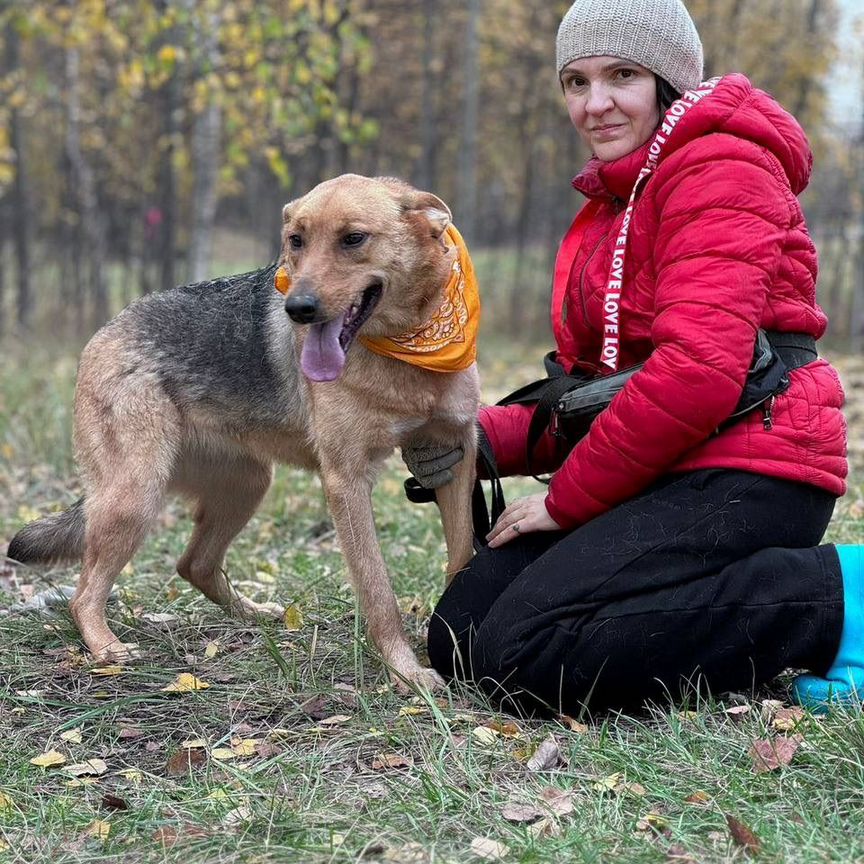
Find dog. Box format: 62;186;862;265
7;174;480;690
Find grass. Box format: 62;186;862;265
2;342;864;863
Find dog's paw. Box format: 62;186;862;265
92;641;141;664
391;665;445;694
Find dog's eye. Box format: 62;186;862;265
288;234;303;249
342;232;367;248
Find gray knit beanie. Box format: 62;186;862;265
556;0;704;95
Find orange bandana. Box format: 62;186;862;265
359;224;480;372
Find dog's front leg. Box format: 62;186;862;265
433;430;477;583
318;459;443;692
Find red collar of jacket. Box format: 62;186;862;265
572;141;651;202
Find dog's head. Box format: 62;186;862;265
277;174;455;382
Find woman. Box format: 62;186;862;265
409;0;860;714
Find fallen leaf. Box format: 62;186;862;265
152;823;209;848
223;805;253;825
30;750;67;768
749;735;802;773
677;710;699;723
204;641;219;659
486;720;521;738
118;726;144;740
66;777;99;788
318;714;351;727
501;802;544;824
283;605;304;631
636;812;669;834
166;748;206;776
83;820;111;840
64;759;108;777
593;772;622;792
117;769;143;783
300;695;330;720
772;707;806;732
526;736;562;772
0;792;14;810
254;741;282;758
470;837;509;860
161;673;211;693
614;781;646;797
726;814;762;853
398;705;428;717
539;786;575;816
558;714;589;733
101;793;129;811
230;738;260;757
371;753;415;770
684;790;712;806
91;665;124;677
760;699;785;721
210;748;237;762
724;705;752;722
181;738;208;749
472;726;500;746
527;817;559;839
60;728;83;744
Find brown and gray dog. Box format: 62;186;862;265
7;174;479;690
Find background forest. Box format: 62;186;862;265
0;0;861;345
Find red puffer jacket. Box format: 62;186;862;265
480;74;847;529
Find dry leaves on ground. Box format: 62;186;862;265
470;837;510;860
526;736;563;772
726;814;762;853
749;735;803;773
161;673;211;693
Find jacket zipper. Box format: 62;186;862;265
577;229;613;330
576;199;622;331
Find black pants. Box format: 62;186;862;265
427;470;843;714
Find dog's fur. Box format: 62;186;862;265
7;174;479;689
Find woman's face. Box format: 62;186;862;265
560;56;660;162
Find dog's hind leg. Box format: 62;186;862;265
176;456;283;620
71;485;163;662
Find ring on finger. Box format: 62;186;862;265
512;522;521;533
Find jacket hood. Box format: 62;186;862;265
573;74;813;201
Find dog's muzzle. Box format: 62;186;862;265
284;293;323;324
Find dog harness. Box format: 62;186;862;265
359;224;480;372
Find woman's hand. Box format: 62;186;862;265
486;493;561;548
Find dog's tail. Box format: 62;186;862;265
7;498;86;565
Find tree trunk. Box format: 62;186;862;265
0;201;6;340
6;19;32;332
159;73;180;292
65;47;109;333
188;5;222;283
792;0;823;119
416;0;440;192
457;0;481;245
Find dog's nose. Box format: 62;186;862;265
284;293;321;324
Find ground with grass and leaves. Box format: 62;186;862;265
2;342;864;863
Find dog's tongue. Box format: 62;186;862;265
301;318;346;382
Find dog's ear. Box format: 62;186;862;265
399;190;452;239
